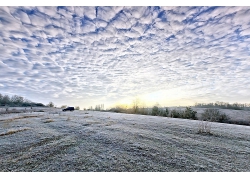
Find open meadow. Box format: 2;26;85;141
0;108;250;171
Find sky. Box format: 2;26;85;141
1;5;250;109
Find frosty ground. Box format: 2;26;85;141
0;108;250;171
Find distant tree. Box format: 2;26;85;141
61;105;67;109
0;93;3;105
95;104;105;111
75;106;80;110
158;107;169;117
194;101;249;110
2;95;10;106
95;105;101;111
0;93;44;107
151;106;159;116
23;98;32;106
132;98;140;114
139;102;148;115
11;95;24;106
165;108;169;117
47;102;54;107
10;95;18;104
34;103;45;107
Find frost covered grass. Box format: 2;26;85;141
0;109;250;172
43;119;54;123
0;128;29;136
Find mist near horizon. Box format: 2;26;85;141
1;6;250;108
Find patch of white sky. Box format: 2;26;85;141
1;4;250;109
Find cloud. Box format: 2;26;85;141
0;6;250;108
82;6;96;19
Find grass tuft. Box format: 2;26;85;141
43;119;54;123
0;128;29;136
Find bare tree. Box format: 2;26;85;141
140;101;148;115
132;98;140;114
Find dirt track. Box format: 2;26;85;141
0;109;250;171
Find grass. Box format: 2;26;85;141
43;119;54;123
0;128;29;136
1;111;250;171
105;121;116;126
17;115;40;119
83;116;93;118
1;115;40;123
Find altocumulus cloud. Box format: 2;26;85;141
1;6;250;107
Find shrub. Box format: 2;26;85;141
183;106;197;120
198;108;231;134
199;109;219;134
75;106;80;110
139;107;149;115
170;109;182;118
158;108;169;117
218;113;231;123
169;107;197;119
151;106;159;116
201;108;230;123
198;120;212;135
201;108;220;122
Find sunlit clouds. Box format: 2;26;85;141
1;6;250;108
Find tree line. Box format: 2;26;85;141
194;101;250;110
0;93;45;107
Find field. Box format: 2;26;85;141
0;108;250;172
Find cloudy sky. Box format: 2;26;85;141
1;6;250;109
